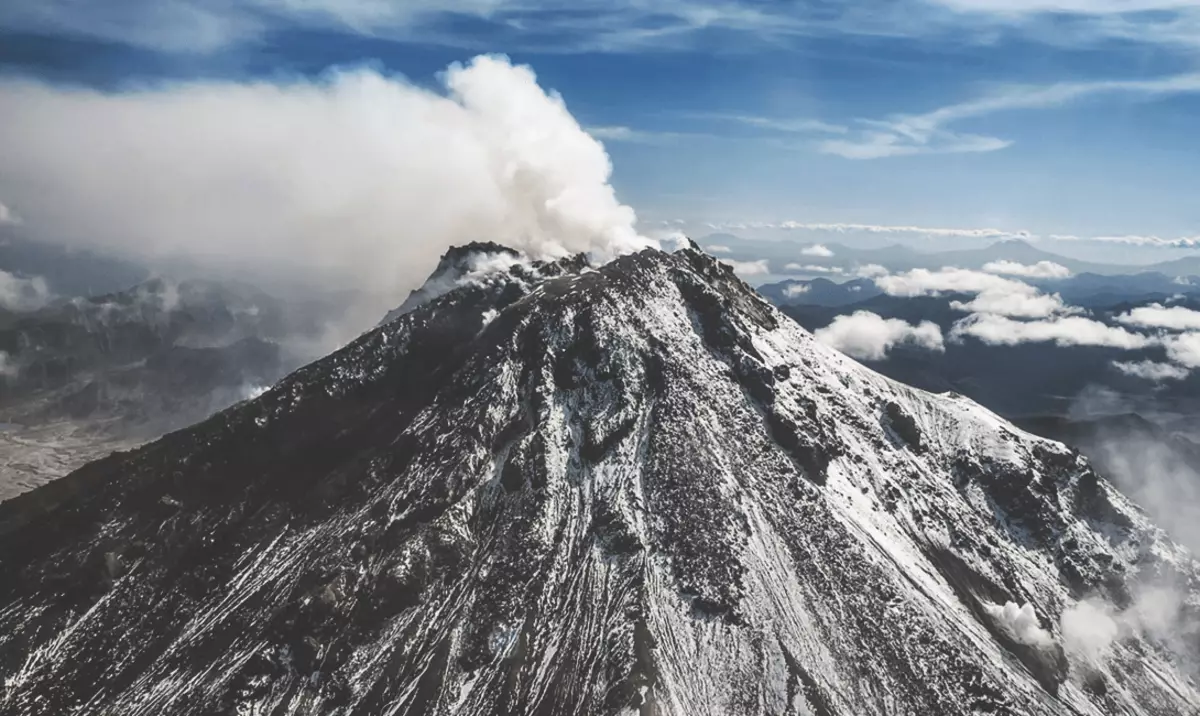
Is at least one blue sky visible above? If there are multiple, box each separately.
[1,1,1199,254]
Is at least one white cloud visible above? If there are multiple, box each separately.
[951,314,1155,349]
[706,244,732,254]
[822,72,1200,159]
[800,243,834,257]
[1113,360,1190,381]
[875,267,1031,297]
[1163,332,1200,367]
[819,131,1010,159]
[2,0,1197,59]
[931,0,1200,13]
[815,310,944,360]
[762,221,1030,240]
[696,113,848,134]
[0,270,51,311]
[982,260,1071,278]
[1116,303,1200,331]
[586,125,699,144]
[876,266,1073,318]
[949,292,1072,319]
[1051,233,1200,248]
[783,283,811,297]
[0,202,17,225]
[698,220,1198,249]
[854,263,890,278]
[0,55,655,342]
[721,258,770,276]
[784,263,843,274]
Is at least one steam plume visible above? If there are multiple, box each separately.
[0,55,654,344]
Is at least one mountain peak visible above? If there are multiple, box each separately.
[0,241,1197,714]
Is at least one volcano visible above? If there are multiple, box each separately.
[0,243,1196,715]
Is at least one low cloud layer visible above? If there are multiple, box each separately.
[815,310,944,360]
[1163,332,1200,368]
[1113,360,1190,381]
[982,260,1071,279]
[1117,303,1200,332]
[951,314,1154,349]
[0,55,654,342]
[785,263,843,274]
[877,267,1071,318]
[876,267,1032,297]
[800,244,834,257]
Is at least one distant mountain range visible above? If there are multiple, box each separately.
[706,234,1200,280]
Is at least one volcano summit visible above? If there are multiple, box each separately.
[0,244,1196,715]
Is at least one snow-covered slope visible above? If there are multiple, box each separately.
[0,244,1197,715]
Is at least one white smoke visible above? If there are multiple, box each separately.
[0,270,52,312]
[0,55,655,343]
[783,283,810,297]
[984,601,1054,649]
[1061,599,1119,668]
[1062,586,1193,671]
[0,351,18,379]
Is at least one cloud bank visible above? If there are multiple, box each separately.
[876,267,1072,318]
[815,310,944,360]
[0,55,654,341]
[1112,360,1190,381]
[951,314,1155,349]
[982,260,1071,279]
[800,244,834,257]
[1117,304,1200,332]
[785,263,843,274]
